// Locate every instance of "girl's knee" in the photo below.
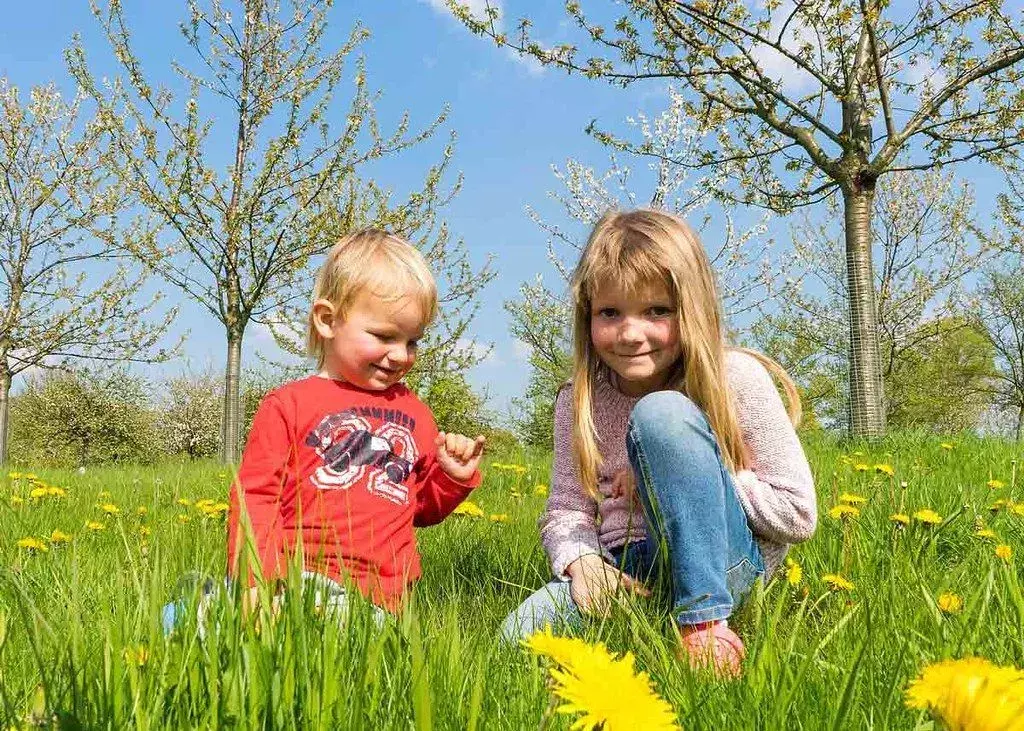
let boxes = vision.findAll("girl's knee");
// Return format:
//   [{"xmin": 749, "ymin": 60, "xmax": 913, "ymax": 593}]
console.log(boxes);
[{"xmin": 628, "ymin": 391, "xmax": 708, "ymax": 451}]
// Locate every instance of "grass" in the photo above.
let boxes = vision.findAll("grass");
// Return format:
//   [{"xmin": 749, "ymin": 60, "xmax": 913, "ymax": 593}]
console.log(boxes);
[{"xmin": 0, "ymin": 432, "xmax": 1022, "ymax": 729}]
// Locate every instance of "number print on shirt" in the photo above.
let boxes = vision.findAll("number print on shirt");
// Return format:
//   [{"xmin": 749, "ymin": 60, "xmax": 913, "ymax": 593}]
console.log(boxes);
[{"xmin": 304, "ymin": 411, "xmax": 418, "ymax": 504}]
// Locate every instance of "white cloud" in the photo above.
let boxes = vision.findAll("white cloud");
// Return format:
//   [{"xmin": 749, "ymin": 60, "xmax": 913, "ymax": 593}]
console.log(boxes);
[
  {"xmin": 748, "ymin": 2, "xmax": 823, "ymax": 96},
  {"xmin": 420, "ymin": 0, "xmax": 502, "ymax": 22},
  {"xmin": 511, "ymin": 338, "xmax": 532, "ymax": 362},
  {"xmin": 420, "ymin": 0, "xmax": 543, "ymax": 76}
]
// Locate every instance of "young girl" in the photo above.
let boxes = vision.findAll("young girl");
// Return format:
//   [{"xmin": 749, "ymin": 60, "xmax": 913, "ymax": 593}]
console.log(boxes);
[{"xmin": 501, "ymin": 209, "xmax": 816, "ymax": 676}]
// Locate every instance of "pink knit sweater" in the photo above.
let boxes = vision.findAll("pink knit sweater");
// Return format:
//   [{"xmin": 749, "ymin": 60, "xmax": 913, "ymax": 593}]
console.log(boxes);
[{"xmin": 540, "ymin": 349, "xmax": 817, "ymax": 581}]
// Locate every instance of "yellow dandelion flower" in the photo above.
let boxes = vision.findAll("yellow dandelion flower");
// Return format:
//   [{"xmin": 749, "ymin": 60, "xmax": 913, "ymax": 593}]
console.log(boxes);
[
  {"xmin": 785, "ymin": 557, "xmax": 802, "ymax": 586},
  {"xmin": 49, "ymin": 530, "xmax": 72, "ymax": 544},
  {"xmin": 45, "ymin": 486, "xmax": 66, "ymax": 497},
  {"xmin": 1009, "ymin": 503, "xmax": 1024, "ymax": 517},
  {"xmin": 176, "ymin": 498, "xmax": 191, "ymax": 507},
  {"xmin": 828, "ymin": 504, "xmax": 861, "ymax": 520},
  {"xmin": 29, "ymin": 486, "xmax": 47, "ymax": 499},
  {"xmin": 16, "ymin": 537, "xmax": 48, "ymax": 552},
  {"xmin": 452, "ymin": 500, "xmax": 485, "ymax": 518},
  {"xmin": 7, "ymin": 471, "xmax": 23, "ymax": 479},
  {"xmin": 99, "ymin": 503, "xmax": 120, "ymax": 515},
  {"xmin": 534, "ymin": 484, "xmax": 549, "ymax": 496},
  {"xmin": 123, "ymin": 644, "xmax": 149, "ymax": 667},
  {"xmin": 489, "ymin": 513, "xmax": 510, "ymax": 523},
  {"xmin": 890, "ymin": 513, "xmax": 911, "ymax": 526},
  {"xmin": 195, "ymin": 498, "xmax": 215, "ymax": 510},
  {"xmin": 525, "ymin": 626, "xmax": 603, "ymax": 668},
  {"xmin": 990, "ymin": 499, "xmax": 1009, "ymax": 513},
  {"xmin": 9, "ymin": 495, "xmax": 23, "ymax": 506},
  {"xmin": 940, "ymin": 442, "xmax": 954, "ymax": 450},
  {"xmin": 24, "ymin": 473, "xmax": 38, "ymax": 480},
  {"xmin": 839, "ymin": 492, "xmax": 868, "ymax": 505},
  {"xmin": 905, "ymin": 657, "xmax": 1024, "ymax": 730},
  {"xmin": 875, "ymin": 463, "xmax": 895, "ymax": 476},
  {"xmin": 937, "ymin": 593, "xmax": 963, "ymax": 615},
  {"xmin": 995, "ymin": 544, "xmax": 1012, "ymax": 561},
  {"xmin": 139, "ymin": 526, "xmax": 152, "ymax": 538},
  {"xmin": 914, "ymin": 509, "xmax": 943, "ymax": 526},
  {"xmin": 136, "ymin": 506, "xmax": 148, "ymax": 516},
  {"xmin": 85, "ymin": 521, "xmax": 105, "ymax": 531},
  {"xmin": 526, "ymin": 628, "xmax": 680, "ymax": 731},
  {"xmin": 177, "ymin": 513, "xmax": 191, "ymax": 524},
  {"xmin": 975, "ymin": 528, "xmax": 997, "ymax": 540},
  {"xmin": 853, "ymin": 463, "xmax": 870, "ymax": 472},
  {"xmin": 987, "ymin": 479, "xmax": 1006, "ymax": 489},
  {"xmin": 822, "ymin": 573, "xmax": 855, "ymax": 591}
]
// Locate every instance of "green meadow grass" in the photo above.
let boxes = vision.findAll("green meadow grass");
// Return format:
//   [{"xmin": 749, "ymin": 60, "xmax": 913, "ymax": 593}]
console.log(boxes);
[{"xmin": 1, "ymin": 433, "xmax": 1022, "ymax": 729}]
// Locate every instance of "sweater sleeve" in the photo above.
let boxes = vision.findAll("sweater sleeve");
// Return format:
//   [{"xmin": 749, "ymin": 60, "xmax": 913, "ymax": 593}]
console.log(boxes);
[
  {"xmin": 539, "ymin": 385, "xmax": 605, "ymax": 579},
  {"xmin": 729, "ymin": 353, "xmax": 818, "ymax": 545},
  {"xmin": 226, "ymin": 393, "xmax": 293, "ymax": 583},
  {"xmin": 412, "ymin": 406, "xmax": 480, "ymax": 527}
]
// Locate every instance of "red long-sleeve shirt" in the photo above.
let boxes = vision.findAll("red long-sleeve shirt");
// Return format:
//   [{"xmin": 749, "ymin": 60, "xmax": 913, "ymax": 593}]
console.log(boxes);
[{"xmin": 226, "ymin": 376, "xmax": 479, "ymax": 610}]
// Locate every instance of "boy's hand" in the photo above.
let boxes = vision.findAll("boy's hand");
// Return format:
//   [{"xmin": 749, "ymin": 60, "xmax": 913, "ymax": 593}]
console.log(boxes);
[
  {"xmin": 435, "ymin": 432, "xmax": 486, "ymax": 483},
  {"xmin": 609, "ymin": 468, "xmax": 636, "ymax": 501}
]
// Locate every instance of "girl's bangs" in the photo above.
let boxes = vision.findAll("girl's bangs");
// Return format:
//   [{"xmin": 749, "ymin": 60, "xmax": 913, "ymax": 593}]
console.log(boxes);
[{"xmin": 583, "ymin": 236, "xmax": 673, "ymax": 302}]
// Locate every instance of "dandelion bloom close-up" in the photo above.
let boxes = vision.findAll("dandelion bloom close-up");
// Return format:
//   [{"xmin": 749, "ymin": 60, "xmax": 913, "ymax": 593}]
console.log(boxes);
[
  {"xmin": 49, "ymin": 530, "xmax": 72, "ymax": 544},
  {"xmin": 937, "ymin": 593, "xmax": 963, "ymax": 614},
  {"xmin": 452, "ymin": 501, "xmax": 485, "ymax": 518},
  {"xmin": 16, "ymin": 537, "xmax": 48, "ymax": 552},
  {"xmin": 975, "ymin": 529, "xmax": 997, "ymax": 540},
  {"xmin": 914, "ymin": 509, "xmax": 943, "ymax": 526},
  {"xmin": 875, "ymin": 464, "xmax": 895, "ymax": 476},
  {"xmin": 987, "ymin": 479, "xmax": 1006, "ymax": 489},
  {"xmin": 525, "ymin": 628, "xmax": 679, "ymax": 731},
  {"xmin": 890, "ymin": 513, "xmax": 911, "ymax": 526},
  {"xmin": 822, "ymin": 573, "xmax": 855, "ymax": 591},
  {"xmin": 905, "ymin": 657, "xmax": 1024, "ymax": 730},
  {"xmin": 995, "ymin": 544, "xmax": 1012, "ymax": 561},
  {"xmin": 829, "ymin": 504, "xmax": 861, "ymax": 520},
  {"xmin": 785, "ymin": 557, "xmax": 803, "ymax": 586},
  {"xmin": 838, "ymin": 492, "xmax": 867, "ymax": 505}
]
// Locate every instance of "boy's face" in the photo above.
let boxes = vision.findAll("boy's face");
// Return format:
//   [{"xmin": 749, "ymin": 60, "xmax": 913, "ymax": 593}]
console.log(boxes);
[{"xmin": 318, "ymin": 289, "xmax": 426, "ymax": 390}]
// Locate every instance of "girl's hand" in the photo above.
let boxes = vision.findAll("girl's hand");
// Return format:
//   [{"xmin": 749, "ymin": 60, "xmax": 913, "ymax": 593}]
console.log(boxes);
[
  {"xmin": 609, "ymin": 468, "xmax": 636, "ymax": 501},
  {"xmin": 566, "ymin": 553, "xmax": 650, "ymax": 616},
  {"xmin": 435, "ymin": 432, "xmax": 486, "ymax": 483}
]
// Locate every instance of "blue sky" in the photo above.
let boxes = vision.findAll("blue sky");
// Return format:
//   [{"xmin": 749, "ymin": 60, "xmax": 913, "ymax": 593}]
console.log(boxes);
[
  {"xmin": 0, "ymin": 1, "xmax": 1010, "ymax": 417},
  {"xmin": 1, "ymin": 0, "xmax": 663, "ymax": 414}
]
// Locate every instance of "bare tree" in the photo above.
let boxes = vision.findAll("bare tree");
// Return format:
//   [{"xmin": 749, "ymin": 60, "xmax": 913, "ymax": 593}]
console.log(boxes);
[
  {"xmin": 68, "ymin": 0, "xmax": 478, "ymax": 462},
  {"xmin": 451, "ymin": 0, "xmax": 1024, "ymax": 438},
  {"xmin": 974, "ymin": 176, "xmax": 1024, "ymax": 441},
  {"xmin": 0, "ymin": 80, "xmax": 176, "ymax": 465},
  {"xmin": 753, "ymin": 169, "xmax": 995, "ymax": 430}
]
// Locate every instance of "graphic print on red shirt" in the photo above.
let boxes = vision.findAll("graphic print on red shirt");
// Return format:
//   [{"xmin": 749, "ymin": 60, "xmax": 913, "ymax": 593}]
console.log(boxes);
[{"xmin": 226, "ymin": 377, "xmax": 479, "ymax": 610}]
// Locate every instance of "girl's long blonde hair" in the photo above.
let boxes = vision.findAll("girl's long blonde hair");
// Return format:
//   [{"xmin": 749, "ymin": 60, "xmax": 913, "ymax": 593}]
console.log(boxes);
[{"xmin": 570, "ymin": 209, "xmax": 801, "ymax": 499}]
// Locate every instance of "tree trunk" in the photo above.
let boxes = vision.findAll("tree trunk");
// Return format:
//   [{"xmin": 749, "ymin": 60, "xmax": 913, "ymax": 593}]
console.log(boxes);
[
  {"xmin": 1016, "ymin": 404, "xmax": 1023, "ymax": 443},
  {"xmin": 0, "ymin": 369, "xmax": 10, "ymax": 466},
  {"xmin": 843, "ymin": 187, "xmax": 886, "ymax": 439},
  {"xmin": 220, "ymin": 330, "xmax": 243, "ymax": 464}
]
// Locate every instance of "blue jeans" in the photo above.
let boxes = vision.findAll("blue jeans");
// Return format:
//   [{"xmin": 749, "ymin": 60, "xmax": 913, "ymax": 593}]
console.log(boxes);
[{"xmin": 501, "ymin": 390, "xmax": 763, "ymax": 642}]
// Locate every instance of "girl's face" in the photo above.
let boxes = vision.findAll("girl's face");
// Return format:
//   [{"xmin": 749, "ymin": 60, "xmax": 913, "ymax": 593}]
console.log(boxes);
[{"xmin": 590, "ymin": 278, "xmax": 681, "ymax": 396}]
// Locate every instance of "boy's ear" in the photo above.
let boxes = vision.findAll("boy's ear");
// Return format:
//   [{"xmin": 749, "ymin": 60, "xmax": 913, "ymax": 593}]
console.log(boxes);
[{"xmin": 310, "ymin": 299, "xmax": 338, "ymax": 339}]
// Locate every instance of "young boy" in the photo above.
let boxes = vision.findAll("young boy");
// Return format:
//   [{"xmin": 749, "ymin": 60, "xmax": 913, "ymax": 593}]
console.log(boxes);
[{"xmin": 226, "ymin": 229, "xmax": 485, "ymax": 613}]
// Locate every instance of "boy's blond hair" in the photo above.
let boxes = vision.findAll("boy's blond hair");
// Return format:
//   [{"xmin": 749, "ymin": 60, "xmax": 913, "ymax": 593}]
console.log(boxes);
[{"xmin": 307, "ymin": 229, "xmax": 437, "ymax": 368}]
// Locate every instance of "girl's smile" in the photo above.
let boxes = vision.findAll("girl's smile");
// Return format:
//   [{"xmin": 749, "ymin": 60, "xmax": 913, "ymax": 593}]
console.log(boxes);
[{"xmin": 590, "ymin": 279, "xmax": 681, "ymax": 397}]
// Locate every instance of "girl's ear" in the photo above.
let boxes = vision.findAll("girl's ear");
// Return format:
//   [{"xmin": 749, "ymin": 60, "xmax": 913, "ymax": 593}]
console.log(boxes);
[{"xmin": 310, "ymin": 299, "xmax": 338, "ymax": 339}]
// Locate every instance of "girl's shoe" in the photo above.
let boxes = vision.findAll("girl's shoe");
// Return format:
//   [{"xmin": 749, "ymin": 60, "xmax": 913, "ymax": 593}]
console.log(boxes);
[{"xmin": 676, "ymin": 620, "xmax": 745, "ymax": 677}]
